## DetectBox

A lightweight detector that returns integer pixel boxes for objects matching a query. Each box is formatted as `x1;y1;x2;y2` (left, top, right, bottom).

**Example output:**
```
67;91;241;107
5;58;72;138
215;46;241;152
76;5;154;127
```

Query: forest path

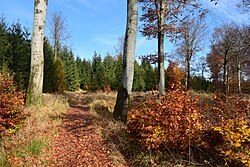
51;93;113;167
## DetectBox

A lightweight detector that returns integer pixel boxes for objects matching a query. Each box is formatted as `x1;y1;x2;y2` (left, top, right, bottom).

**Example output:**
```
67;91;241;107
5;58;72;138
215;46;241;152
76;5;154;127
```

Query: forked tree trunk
26;0;48;106
157;0;165;96
113;0;138;122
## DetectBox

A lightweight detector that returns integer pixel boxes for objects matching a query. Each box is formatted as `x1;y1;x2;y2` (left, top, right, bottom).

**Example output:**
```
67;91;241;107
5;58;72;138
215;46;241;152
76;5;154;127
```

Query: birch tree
26;0;48;106
113;0;138;122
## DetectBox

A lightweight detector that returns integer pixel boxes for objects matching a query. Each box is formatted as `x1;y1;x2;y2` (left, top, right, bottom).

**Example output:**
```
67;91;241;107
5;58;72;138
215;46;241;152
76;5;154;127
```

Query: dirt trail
51;94;113;167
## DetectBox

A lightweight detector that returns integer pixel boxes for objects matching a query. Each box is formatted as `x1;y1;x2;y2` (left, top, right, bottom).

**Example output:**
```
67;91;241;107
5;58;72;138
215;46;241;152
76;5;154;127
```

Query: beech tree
229;25;250;93
139;0;205;96
210;24;237;94
26;0;48;106
113;0;138;122
206;23;250;94
175;17;207;89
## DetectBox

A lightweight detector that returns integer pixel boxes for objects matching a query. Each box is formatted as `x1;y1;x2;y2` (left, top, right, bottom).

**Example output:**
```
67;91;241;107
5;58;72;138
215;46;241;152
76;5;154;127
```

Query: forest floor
50;92;114;166
1;92;130;167
2;91;250;166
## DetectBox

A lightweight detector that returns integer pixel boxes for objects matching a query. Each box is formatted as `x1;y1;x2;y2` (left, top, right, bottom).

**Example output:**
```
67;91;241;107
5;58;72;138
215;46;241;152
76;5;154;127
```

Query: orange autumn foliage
0;73;26;136
127;87;201;150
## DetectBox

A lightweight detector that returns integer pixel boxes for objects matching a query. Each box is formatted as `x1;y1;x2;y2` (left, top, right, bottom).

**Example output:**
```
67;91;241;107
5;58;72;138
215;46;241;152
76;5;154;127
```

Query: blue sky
0;0;249;60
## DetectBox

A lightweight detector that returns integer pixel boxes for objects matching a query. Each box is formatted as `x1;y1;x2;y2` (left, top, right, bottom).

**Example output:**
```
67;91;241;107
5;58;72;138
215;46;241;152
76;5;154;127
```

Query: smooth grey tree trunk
223;49;229;94
237;61;241;94
157;0;165;96
26;0;48;106
113;0;138;122
186;58;191;89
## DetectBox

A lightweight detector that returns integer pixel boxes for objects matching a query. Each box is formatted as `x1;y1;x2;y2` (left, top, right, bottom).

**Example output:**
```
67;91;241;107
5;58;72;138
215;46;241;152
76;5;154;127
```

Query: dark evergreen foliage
190;76;212;92
43;38;55;93
0;16;9;69
103;53;117;89
61;47;79;91
0;15;216;94
141;59;156;91
0;20;31;91
133;60;145;91
91;52;104;91
54;58;66;93
113;54;123;90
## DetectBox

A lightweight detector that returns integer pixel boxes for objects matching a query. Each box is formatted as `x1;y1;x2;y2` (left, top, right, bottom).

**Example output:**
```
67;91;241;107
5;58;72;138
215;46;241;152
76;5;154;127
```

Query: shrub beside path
50;93;113;166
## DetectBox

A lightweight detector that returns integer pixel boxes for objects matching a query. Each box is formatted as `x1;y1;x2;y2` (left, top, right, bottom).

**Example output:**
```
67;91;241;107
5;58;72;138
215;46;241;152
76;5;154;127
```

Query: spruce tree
0;16;9;69
61;47;79;91
142;59;155;90
80;58;92;90
91;52;104;91
113;54;123;90
103;53;116;89
133;60;145;91
54;58;66;93
43;37;55;93
7;22;31;90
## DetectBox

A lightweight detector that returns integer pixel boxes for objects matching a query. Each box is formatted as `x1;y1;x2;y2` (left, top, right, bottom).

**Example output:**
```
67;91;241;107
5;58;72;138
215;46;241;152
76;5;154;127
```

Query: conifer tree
141;59;155;91
54;58;66;93
133;60;145;91
43;37;55;92
103;53;117;89
61;48;79;91
114;54;123;90
91;52;104;91
7;22;31;90
0;16;9;69
81;59;92;90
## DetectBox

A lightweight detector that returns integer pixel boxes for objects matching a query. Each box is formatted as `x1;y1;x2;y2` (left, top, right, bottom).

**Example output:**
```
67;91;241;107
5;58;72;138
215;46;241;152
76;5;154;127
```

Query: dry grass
0;93;69;167
189;90;214;106
80;92;129;166
84;92;198;167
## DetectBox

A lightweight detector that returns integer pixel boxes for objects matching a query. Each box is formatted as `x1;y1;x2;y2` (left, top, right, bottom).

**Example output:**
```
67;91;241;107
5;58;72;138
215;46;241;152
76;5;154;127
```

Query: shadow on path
52;93;112;167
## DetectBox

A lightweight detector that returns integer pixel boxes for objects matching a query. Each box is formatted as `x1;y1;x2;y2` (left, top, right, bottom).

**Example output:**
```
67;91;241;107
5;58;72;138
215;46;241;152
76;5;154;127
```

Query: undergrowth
86;89;250;167
0;94;69;166
0;73;26;137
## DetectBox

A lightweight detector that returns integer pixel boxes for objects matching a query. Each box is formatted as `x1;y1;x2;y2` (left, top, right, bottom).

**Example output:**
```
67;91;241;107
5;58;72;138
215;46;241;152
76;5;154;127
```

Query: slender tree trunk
158;0;165;96
187;59;191;89
55;40;58;59
237;61;241;94
223;62;228;94
113;0;138;122
226;68;229;93
26;0;48;106
223;49;229;94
